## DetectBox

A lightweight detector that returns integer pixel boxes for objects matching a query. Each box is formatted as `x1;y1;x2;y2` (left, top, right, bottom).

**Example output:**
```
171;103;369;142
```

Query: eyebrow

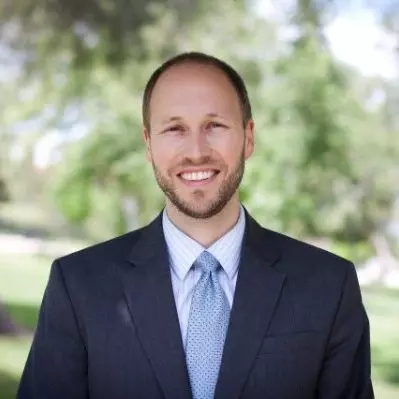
161;113;223;124
162;116;183;124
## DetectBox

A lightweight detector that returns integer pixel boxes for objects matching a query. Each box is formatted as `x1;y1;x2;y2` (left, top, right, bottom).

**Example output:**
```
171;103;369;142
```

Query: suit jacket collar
126;206;278;265
120;208;285;399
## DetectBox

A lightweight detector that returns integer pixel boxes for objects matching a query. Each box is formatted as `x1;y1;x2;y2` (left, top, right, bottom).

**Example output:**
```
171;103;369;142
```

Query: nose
184;130;212;161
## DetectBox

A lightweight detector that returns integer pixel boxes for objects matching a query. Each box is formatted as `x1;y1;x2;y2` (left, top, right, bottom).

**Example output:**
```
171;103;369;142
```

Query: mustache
175;156;221;169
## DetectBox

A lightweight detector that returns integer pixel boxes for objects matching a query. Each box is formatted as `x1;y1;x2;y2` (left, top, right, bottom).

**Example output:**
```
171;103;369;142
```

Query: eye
165;125;184;133
206;121;226;129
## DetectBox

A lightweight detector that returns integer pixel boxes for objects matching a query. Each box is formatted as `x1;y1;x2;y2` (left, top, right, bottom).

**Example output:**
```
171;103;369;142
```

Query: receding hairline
152;58;235;82
142;53;252;131
148;61;242;109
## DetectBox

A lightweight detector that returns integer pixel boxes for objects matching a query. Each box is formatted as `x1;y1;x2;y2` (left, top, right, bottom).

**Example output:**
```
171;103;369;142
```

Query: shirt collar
162;206;246;280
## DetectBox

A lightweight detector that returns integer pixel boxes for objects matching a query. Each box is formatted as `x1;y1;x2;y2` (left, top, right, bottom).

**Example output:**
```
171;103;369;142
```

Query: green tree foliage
0;0;204;69
1;0;398;251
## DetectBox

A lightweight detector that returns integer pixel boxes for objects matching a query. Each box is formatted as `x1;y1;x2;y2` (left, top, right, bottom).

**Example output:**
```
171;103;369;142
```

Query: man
17;52;374;399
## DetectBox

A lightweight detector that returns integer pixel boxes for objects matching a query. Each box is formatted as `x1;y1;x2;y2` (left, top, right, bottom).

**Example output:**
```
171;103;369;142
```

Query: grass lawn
1;253;399;398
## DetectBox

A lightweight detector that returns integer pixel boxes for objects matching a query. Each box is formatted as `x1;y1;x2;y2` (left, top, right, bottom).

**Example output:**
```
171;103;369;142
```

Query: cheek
212;135;244;161
150;141;180;167
152;134;193;160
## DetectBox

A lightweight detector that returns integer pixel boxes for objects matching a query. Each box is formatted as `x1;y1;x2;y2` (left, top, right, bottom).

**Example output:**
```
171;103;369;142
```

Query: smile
180;170;218;181
178;170;220;185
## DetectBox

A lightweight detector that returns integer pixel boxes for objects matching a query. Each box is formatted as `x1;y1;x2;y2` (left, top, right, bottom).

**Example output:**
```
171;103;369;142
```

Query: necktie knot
195;251;220;274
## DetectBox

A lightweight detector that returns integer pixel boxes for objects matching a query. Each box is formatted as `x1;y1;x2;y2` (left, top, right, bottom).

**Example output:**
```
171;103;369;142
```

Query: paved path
0;233;85;258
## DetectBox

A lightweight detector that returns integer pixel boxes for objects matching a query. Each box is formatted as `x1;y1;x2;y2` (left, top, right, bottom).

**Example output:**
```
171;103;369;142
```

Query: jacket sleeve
317;262;374;398
17;260;89;399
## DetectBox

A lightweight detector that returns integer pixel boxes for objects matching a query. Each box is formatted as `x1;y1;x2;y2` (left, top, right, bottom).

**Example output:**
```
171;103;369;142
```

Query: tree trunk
0;301;20;336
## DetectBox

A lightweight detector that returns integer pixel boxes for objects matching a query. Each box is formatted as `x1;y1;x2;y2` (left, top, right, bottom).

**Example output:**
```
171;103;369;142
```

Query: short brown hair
142;52;252;131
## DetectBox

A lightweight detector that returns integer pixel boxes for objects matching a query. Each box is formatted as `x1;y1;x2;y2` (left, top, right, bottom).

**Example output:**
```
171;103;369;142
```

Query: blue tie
185;251;231;399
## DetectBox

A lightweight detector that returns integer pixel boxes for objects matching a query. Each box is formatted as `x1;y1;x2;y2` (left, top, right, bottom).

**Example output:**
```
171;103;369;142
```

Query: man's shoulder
268;226;351;261
55;223;148;268
256;222;355;276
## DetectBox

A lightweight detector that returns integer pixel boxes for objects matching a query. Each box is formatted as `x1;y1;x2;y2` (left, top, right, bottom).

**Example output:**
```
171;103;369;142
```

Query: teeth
181;171;215;181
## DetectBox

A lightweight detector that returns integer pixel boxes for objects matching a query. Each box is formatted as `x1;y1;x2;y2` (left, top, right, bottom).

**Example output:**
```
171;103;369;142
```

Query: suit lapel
215;211;286;399
118;213;192;399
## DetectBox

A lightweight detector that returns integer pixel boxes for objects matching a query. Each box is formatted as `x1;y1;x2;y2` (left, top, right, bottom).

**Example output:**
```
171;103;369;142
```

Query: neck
165;195;241;247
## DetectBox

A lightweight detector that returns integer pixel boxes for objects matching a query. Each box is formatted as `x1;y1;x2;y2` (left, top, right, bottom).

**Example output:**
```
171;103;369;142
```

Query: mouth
177;169;220;186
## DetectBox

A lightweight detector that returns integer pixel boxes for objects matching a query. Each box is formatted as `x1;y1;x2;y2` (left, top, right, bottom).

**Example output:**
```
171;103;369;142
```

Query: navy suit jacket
17;210;374;398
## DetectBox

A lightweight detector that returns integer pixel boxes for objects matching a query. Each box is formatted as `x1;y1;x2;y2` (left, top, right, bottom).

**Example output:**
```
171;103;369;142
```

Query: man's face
144;63;254;219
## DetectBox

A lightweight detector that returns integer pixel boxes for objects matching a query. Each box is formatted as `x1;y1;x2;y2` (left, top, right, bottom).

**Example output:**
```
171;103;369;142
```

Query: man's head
142;52;255;219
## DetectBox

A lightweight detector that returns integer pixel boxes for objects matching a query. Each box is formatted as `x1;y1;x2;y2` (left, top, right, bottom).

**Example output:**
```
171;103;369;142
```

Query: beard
152;148;245;219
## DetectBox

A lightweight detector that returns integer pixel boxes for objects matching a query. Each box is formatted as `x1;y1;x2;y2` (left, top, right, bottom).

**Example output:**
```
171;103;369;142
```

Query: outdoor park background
0;0;398;397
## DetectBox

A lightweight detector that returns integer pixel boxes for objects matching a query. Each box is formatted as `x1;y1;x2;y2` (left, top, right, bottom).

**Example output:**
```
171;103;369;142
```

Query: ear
143;128;152;163
244;119;255;160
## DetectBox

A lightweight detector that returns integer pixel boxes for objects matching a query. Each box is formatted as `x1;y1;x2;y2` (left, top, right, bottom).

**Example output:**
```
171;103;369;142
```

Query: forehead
149;63;242;120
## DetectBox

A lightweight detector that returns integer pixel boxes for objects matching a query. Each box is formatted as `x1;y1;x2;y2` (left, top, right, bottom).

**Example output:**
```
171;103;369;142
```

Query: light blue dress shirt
162;206;246;347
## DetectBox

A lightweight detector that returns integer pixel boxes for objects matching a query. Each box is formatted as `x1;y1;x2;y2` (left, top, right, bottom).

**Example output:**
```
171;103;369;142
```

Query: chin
178;199;228;220
183;209;220;220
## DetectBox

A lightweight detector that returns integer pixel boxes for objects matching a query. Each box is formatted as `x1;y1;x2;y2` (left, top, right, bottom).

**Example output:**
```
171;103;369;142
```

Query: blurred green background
0;0;398;397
